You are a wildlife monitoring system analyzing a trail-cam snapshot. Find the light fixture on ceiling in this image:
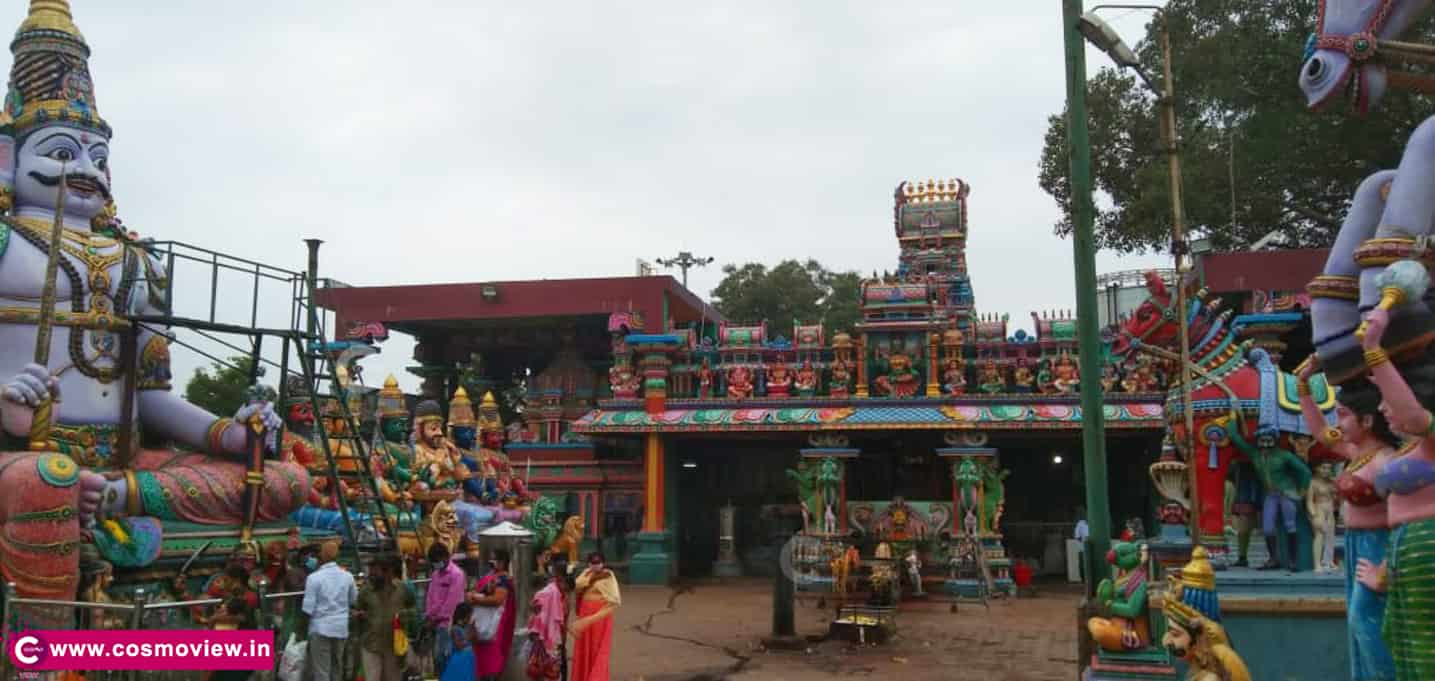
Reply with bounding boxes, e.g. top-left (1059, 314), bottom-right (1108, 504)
top-left (682, 461), bottom-right (698, 469)
top-left (1052, 454), bottom-right (1064, 465)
